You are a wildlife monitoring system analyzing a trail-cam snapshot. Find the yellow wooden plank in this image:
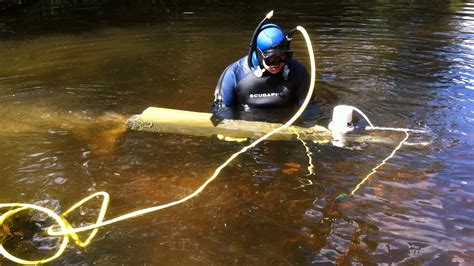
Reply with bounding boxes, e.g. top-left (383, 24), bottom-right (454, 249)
top-left (127, 107), bottom-right (332, 142)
